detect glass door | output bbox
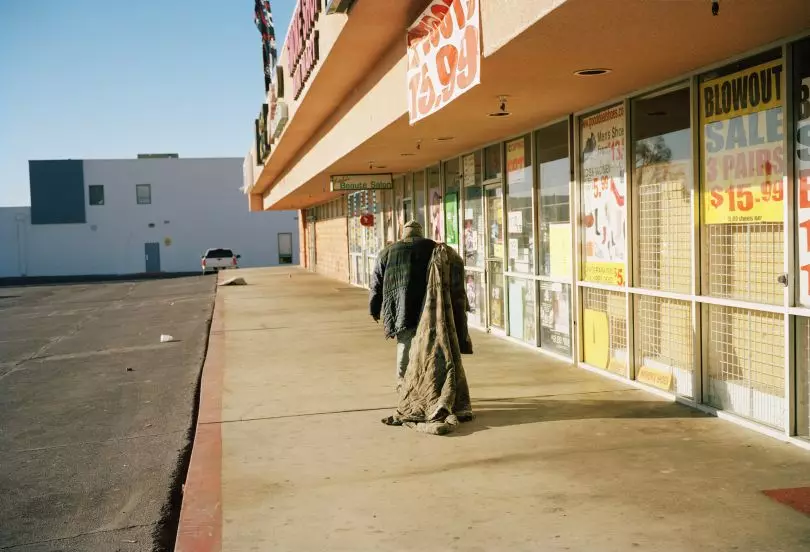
[462,152,486,328]
[486,184,505,331]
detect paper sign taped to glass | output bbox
[700,59,785,225]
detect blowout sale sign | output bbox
[406,0,481,125]
[701,60,785,224]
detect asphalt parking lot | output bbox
[0,276,216,552]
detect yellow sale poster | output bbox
[700,60,785,224]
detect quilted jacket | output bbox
[369,236,436,338]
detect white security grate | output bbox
[582,287,628,376]
[706,305,785,428]
[637,168,691,293]
[634,296,694,397]
[705,223,784,305]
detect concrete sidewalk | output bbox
[177,267,810,552]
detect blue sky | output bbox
[0,0,294,207]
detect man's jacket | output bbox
[369,236,436,338]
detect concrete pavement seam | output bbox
[9,429,187,454]
[0,522,156,550]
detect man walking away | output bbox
[369,220,436,391]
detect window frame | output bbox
[136,184,152,205]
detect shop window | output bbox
[794,37,810,307]
[537,121,571,279]
[443,158,461,251]
[580,104,627,286]
[581,287,628,375]
[403,174,414,230]
[634,295,694,398]
[700,50,784,305]
[488,257,505,329]
[506,135,534,274]
[394,175,405,239]
[484,143,502,181]
[88,185,104,206]
[462,152,485,268]
[465,271,486,328]
[795,37,810,438]
[383,189,395,246]
[507,277,536,345]
[427,165,444,242]
[633,86,693,293]
[539,281,572,357]
[706,305,784,428]
[414,170,426,228]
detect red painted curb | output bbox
[175,295,225,552]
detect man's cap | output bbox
[404,220,423,231]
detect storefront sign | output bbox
[701,60,785,224]
[797,76,810,305]
[406,0,481,125]
[506,138,526,185]
[256,102,270,163]
[637,364,673,391]
[271,100,289,140]
[330,174,393,191]
[287,0,321,100]
[581,104,627,286]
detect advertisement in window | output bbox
[701,60,785,225]
[581,105,627,285]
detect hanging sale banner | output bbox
[506,138,526,185]
[406,0,481,125]
[700,60,785,224]
[580,104,627,286]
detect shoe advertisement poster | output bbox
[580,104,627,286]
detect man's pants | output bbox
[396,328,417,384]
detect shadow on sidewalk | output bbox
[450,396,707,436]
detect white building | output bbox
[0,156,299,278]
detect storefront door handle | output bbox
[777,273,788,287]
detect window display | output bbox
[465,271,486,328]
[506,136,534,274]
[463,152,484,268]
[539,281,571,357]
[444,158,460,250]
[484,143,502,181]
[700,52,784,305]
[428,165,443,242]
[507,277,536,344]
[414,170,426,227]
[580,105,627,286]
[633,87,692,293]
[794,38,810,307]
[537,122,571,278]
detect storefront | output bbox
[332,34,810,438]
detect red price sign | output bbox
[406,0,481,124]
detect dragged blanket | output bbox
[382,244,474,435]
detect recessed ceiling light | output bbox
[375,165,387,169]
[488,110,511,117]
[400,153,415,157]
[574,68,611,76]
[436,136,454,142]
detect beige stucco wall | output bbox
[480,0,568,56]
